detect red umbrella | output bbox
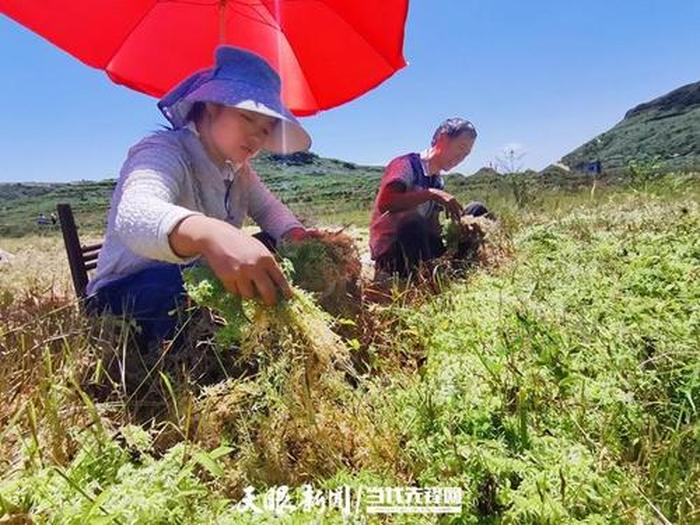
[0,0,408,116]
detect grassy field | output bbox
[0,172,698,523]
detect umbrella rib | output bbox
[229,3,279,31]
[106,0,160,71]
[316,0,404,70]
[161,0,218,5]
[159,1,279,32]
[257,1,321,111]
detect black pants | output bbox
[375,201,492,278]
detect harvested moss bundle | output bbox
[182,265,248,347]
[182,266,380,487]
[444,215,494,261]
[182,264,348,358]
[443,215,513,270]
[277,229,361,313]
[182,264,354,392]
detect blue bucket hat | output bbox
[158,46,311,154]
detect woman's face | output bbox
[206,104,277,164]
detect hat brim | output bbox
[231,99,311,155]
[160,78,311,154]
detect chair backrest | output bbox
[56,203,102,299]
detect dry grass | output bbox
[0,234,102,296]
[0,236,70,295]
[180,264,404,491]
[0,220,507,513]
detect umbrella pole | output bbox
[218,0,227,44]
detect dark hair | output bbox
[431,117,478,146]
[185,101,207,124]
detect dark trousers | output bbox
[86,262,190,350]
[375,217,445,278]
[463,200,495,220]
[87,231,277,350]
[375,201,492,277]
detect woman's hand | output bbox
[170,216,292,306]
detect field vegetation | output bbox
[1,169,698,523]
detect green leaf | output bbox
[193,451,225,478]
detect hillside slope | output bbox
[561,81,700,172]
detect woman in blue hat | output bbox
[87,46,312,348]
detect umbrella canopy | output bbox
[0,0,408,116]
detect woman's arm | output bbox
[115,139,291,305]
[169,215,292,306]
[245,166,305,240]
[115,143,203,263]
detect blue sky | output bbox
[1,1,699,182]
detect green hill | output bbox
[0,153,382,236]
[0,149,627,238]
[0,152,493,237]
[561,81,700,173]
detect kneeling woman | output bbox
[87,46,310,348]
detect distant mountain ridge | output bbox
[561,81,700,172]
[624,81,700,119]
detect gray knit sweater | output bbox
[87,126,302,295]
